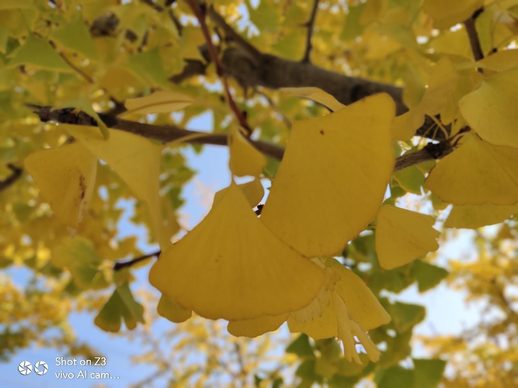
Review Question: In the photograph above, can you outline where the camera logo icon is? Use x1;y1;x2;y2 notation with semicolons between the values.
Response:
18;361;32;376
34;361;49;376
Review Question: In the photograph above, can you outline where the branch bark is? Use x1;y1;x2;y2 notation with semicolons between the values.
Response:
29;105;449;173
206;7;407;115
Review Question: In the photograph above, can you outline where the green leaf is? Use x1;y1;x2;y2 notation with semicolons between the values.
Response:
0;0;34;9
0;27;8;54
328;375;358;388
94;283;145;333
394;166;425;195
52;237;107;290
376;365;414;388
287;334;314;358
378;330;413;367
128;48;168;86
10;36;71;72
51;16;97;59
411;260;448;292
315;356;338;379
341;4;365;40
386;302;426;333
348;233;377;263
295;359;322;386
413;358;446;388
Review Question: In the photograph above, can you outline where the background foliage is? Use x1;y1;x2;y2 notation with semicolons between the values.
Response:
0;0;517;386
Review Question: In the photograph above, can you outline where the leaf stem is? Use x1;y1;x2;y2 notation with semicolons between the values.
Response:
464;8;485;64
186;0;253;135
113;250;161;271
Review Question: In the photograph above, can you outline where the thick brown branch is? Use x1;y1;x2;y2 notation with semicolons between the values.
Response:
221;47;406;114
113;250;161;271
0;164;23;193
464;8;485;63
302;0;320;63
206;7;406;115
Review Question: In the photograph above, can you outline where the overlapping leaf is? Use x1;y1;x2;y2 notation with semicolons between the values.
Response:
123;90;193;115
375;205;439;270
25;142;97;227
281;87;345;112
460;67;518;148
425;133;518;205
228;127;267;177
150;184;324;320
445;204;518;228
228;259;390;364
423;0;484;29
94;283;145;332
64;125;172;248
261;93;395;257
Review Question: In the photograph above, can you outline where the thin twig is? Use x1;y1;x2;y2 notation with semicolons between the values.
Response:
0;164;23;193
139;0;184;35
302;0;320;63
187;0;252;135
206;6;261;58
464;8;485;64
113;250;161;271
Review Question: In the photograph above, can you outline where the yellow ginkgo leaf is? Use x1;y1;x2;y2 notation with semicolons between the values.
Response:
393;58;479;141
64;125;170;248
423;0;484;29
425;133;518;205
228;127;267;177
149;184;324;321
445;204;518;229
123;90;193;116
261;94;394;257
459;67;518;148
227;314;288;337
228;258;389;362
375;205;439;270
288;259;389;363
157;295;192;323
392;110;424;141
332;260;391;330
280;87;345;112
478;50;518;72
214;179;264;208
25;143;97;227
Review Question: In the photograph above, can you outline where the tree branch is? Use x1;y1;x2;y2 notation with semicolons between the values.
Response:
302;0;320;63
464;8;485;63
28;104;286;160
113;250;161;271
206;7;407;115
0;164;23;193
29;104;450;175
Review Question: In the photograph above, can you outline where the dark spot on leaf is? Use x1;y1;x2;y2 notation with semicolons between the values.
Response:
319;129;325;135
79;174;86;200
